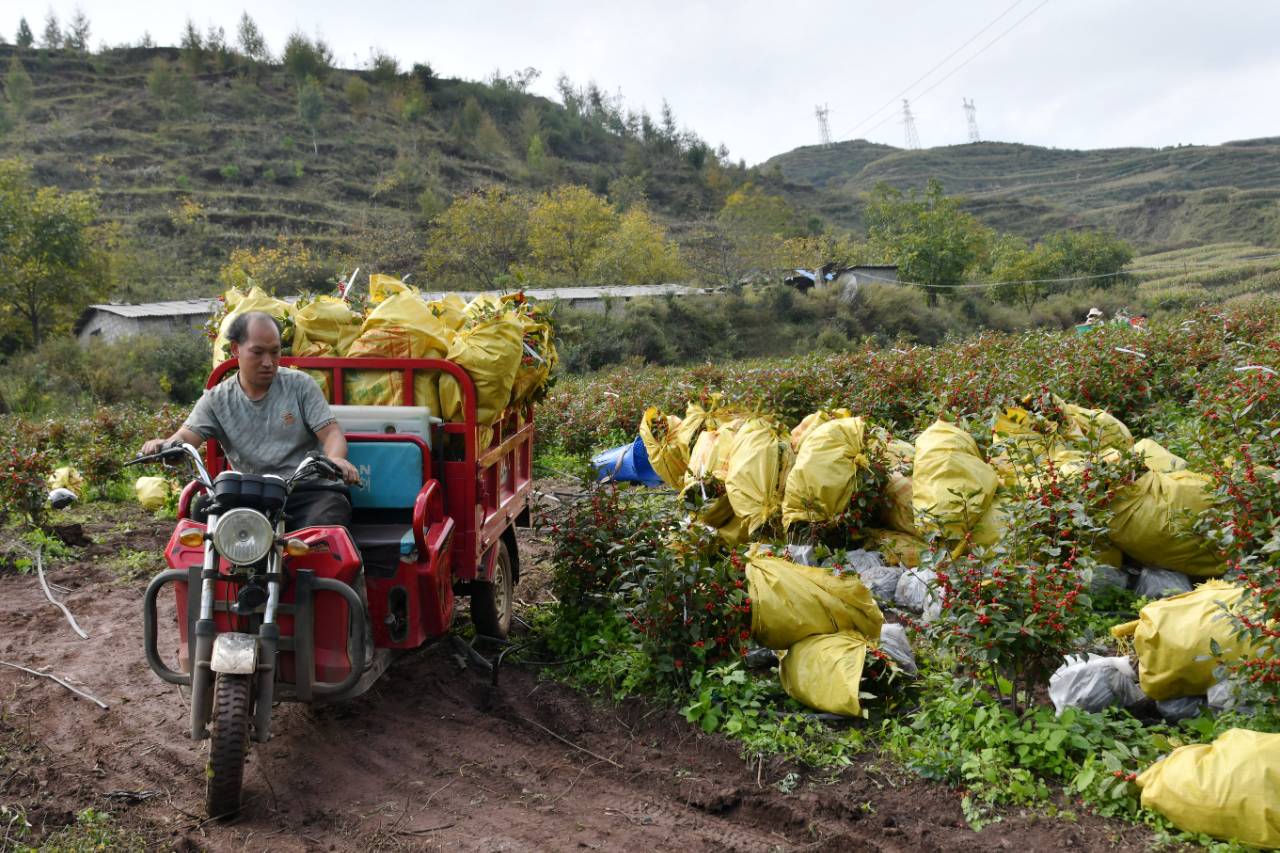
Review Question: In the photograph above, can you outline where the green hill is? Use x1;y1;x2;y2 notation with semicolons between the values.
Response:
763;138;1280;248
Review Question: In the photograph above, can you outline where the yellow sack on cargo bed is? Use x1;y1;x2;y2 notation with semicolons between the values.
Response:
746;551;883;649
1110;580;1247;701
779;631;869;717
212;286;295;367
1108;469;1222;577
346;289;454;412
438;311;524;426
292;296;361;357
782;417;868;527
724;418;793;534
913;420;1000;546
640;407;689;489
1136;728;1280;848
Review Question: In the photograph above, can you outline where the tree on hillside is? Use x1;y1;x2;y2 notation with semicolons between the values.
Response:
991;229;1133;310
179;18;203;74
0;159;106;346
145;57;176;110
865;178;993;305
524;185;618;284
587;207;686;285
344;75;370;114
297;77;324;155
421;187;531;288
40;11;62;49
236;12;269;62
0;100;12;138
526;133;547;176
65;8;90;53
283;31;333;82
5;56;34;119
367;49;399;84
16;18;34;49
173;69;200;118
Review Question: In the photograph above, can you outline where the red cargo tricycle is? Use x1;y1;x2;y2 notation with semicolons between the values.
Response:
137;356;533;817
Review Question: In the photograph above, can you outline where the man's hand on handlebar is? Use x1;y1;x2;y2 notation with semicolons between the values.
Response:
140;437;172;457
331;457;361;486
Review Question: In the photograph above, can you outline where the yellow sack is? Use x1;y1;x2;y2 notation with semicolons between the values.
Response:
1059;399;1133;451
1136;728;1280;848
912;421;999;545
745;551;883;649
1108;469;1222;577
291;296;362;357
509;316;556;407
428;294;468;330
1133;438;1187;473
789;408;852;453
779;631;869;717
884;438;915;467
782;417;868;527
639;407;689;489
212;286;295;367
463;293;504;318
135;476;174;511
346;289;454;413
1110;580;1247;700
438;311;524;426
862;528;927;568
48;466;84;491
368;273;409;303
880;472;917;535
725;418;793;534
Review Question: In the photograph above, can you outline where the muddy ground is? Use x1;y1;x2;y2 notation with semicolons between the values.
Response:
0;489;1165;852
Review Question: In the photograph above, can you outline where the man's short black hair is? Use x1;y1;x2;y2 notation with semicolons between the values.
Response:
226;311;282;345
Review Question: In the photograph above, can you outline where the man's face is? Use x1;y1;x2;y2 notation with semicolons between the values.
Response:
231;318;281;390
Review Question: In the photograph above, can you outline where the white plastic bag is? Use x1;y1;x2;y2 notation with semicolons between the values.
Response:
876;623;917;675
785;544;816;566
1156;695;1207;722
858;565;903;601
1048;654;1145;715
1135;567;1193;599
895;567;941;622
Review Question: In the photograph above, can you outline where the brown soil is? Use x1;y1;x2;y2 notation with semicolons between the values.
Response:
0;496;1163;852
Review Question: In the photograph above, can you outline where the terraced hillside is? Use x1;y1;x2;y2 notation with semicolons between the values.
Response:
765;138;1280;247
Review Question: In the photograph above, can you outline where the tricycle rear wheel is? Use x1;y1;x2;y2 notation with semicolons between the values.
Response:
205;673;251;819
471;539;514;640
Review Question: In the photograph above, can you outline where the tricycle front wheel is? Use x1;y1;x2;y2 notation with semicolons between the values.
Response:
205;673;252;819
471;539;514;640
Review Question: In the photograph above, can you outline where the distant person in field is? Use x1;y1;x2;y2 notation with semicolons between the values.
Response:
139;310;359;529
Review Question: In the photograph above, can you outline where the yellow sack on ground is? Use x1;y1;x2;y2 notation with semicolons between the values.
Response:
48;467;84;491
779;631;869;717
135;476;174;511
212;286;295;367
1059;399;1133;451
746;551;883;649
1136;728;1280;848
291;296;362;357
789;408;852;453
884;438;915;468
1108;469;1222;577
1110;580;1247;700
1133;438;1187;473
438;311;524;426
862;528;927;568
913;420;999;544
782;417;868;527
725;418;793;534
640;407;689;489
880;472;917;535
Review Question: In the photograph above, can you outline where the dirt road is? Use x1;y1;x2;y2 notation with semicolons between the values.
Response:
0;502;1158;851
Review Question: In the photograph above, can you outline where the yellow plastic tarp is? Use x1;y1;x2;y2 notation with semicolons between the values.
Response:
639;407;689;489
745;551;883;649
438;311;524;426
725;418;793;534
291;296;362;357
1110;580;1247;700
1136;728;1280;848
782;417;868;527
135;476;174;511
912;420;1000;546
779;631;869;717
1108;469;1222;577
862;528;927;568
48;467;84;491
211;286;295;367
880;472;917;535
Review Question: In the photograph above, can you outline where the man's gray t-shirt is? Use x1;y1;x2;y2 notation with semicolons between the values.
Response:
184;368;336;478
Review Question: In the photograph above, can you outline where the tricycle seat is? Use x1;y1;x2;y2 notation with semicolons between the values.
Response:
348;522;415;578
343;438;431;579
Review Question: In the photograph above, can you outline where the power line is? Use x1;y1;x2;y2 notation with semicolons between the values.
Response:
855;0;1051;142
835;0;1025;141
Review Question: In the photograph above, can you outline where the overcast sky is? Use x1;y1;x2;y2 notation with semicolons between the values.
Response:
10;0;1280;164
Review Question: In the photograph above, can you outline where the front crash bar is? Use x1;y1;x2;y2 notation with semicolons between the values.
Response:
143;569;195;686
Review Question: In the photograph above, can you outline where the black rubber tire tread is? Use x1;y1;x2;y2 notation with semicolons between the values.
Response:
471;539;514;640
205;673;251;819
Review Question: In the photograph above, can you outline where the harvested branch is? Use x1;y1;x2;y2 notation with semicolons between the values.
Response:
517;715;621;769
36;547;88;640
0;660;108;709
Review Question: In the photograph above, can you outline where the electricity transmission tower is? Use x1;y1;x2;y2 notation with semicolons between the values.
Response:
901;99;920;150
963;98;981;142
814;103;832;146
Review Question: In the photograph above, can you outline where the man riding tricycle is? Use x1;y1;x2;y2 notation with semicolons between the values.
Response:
133;311;534;818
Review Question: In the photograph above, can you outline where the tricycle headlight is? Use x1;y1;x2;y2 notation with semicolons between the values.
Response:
212;507;274;566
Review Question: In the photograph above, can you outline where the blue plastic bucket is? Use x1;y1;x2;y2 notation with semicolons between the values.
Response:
591;435;664;487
